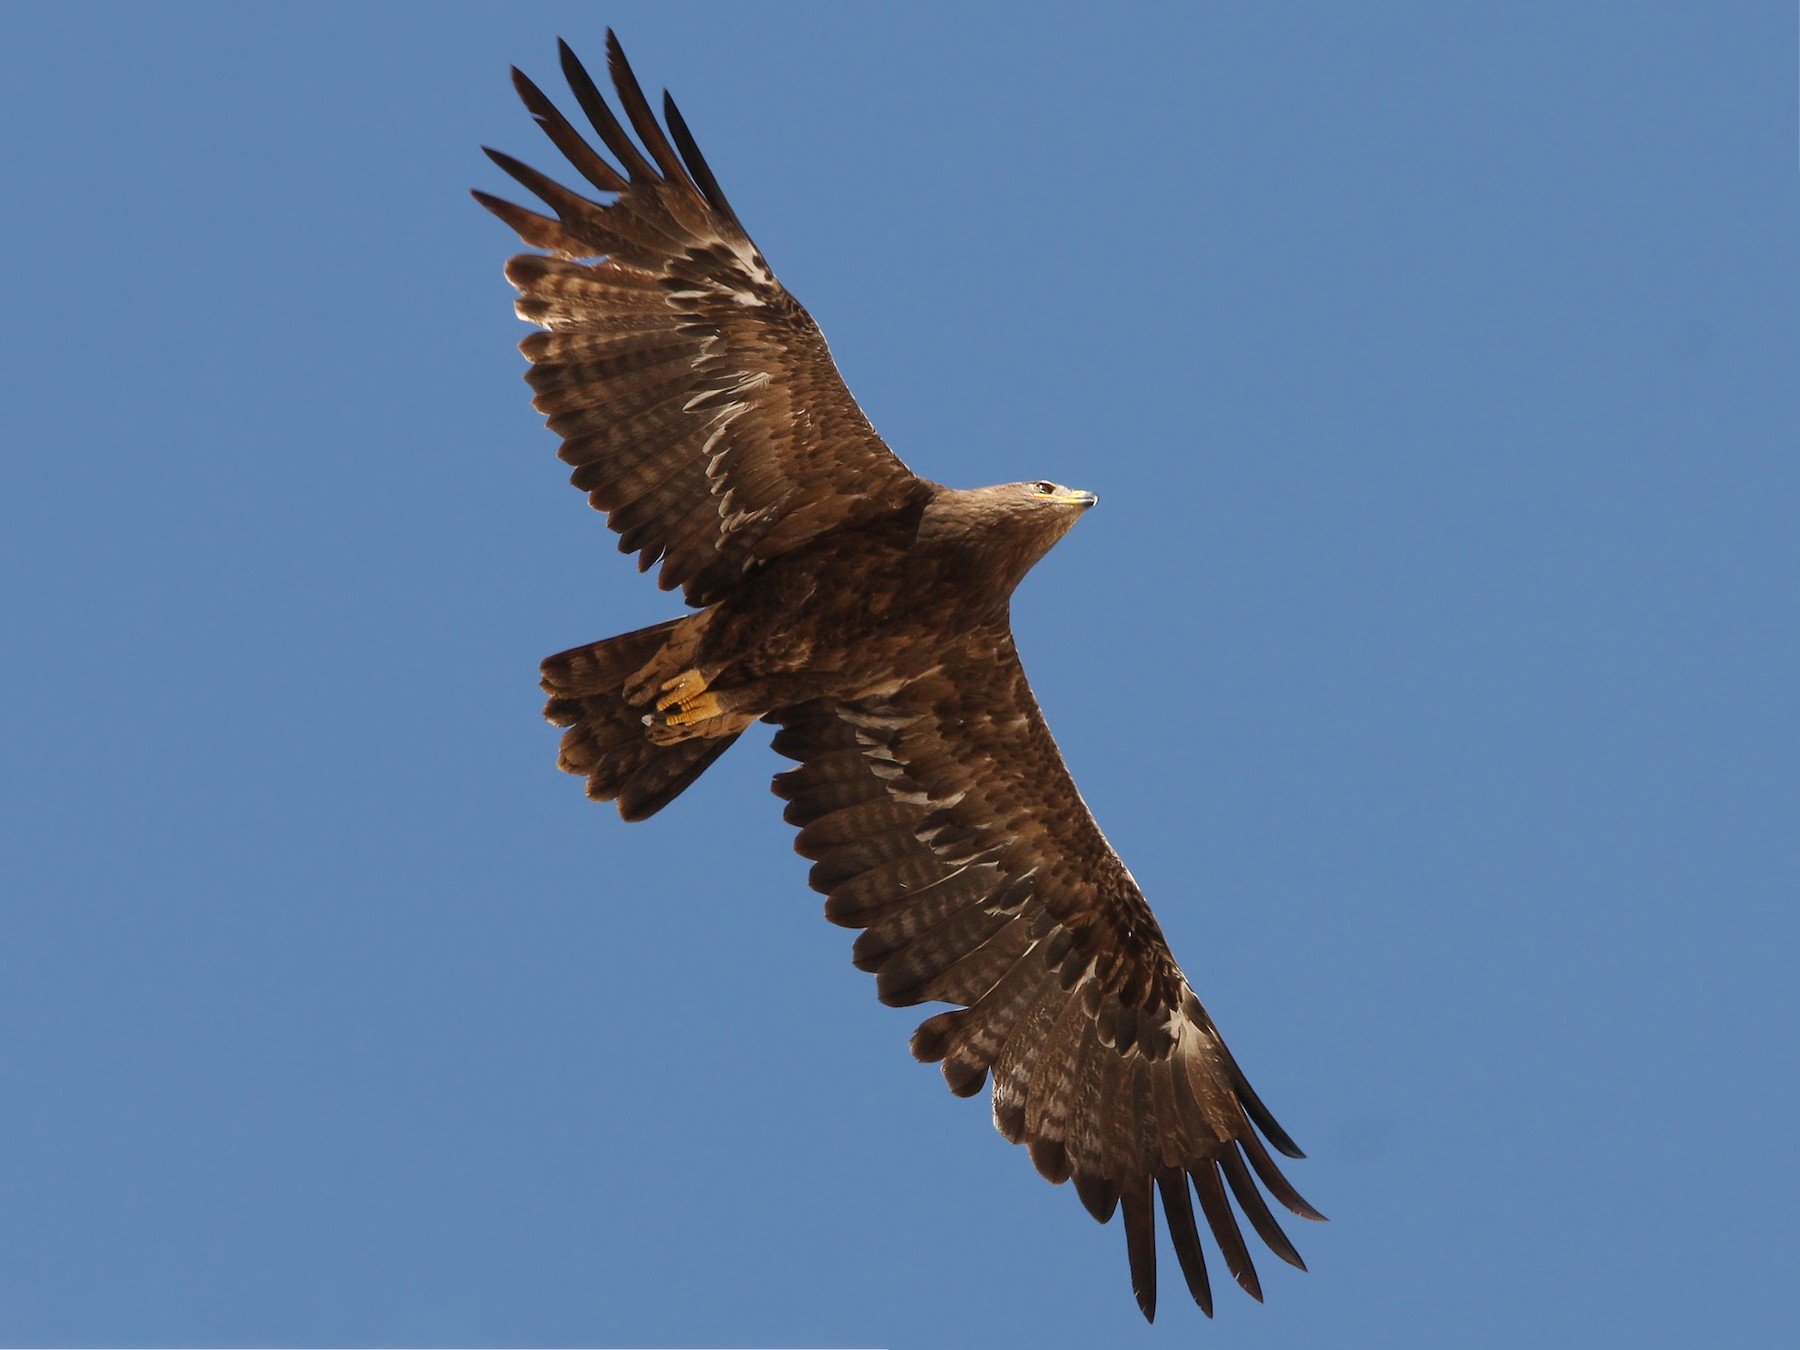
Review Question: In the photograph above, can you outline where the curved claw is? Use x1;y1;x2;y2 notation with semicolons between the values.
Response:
655;669;710;712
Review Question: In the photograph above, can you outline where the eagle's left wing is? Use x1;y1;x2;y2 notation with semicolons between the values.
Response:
766;633;1323;1321
474;34;925;608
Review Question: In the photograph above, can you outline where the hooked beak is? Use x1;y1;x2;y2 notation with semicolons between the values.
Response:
1053;489;1098;509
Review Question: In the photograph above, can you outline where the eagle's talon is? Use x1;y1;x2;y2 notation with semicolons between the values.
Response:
654;668;710;713
642;688;725;746
646;669;725;732
661;691;723;727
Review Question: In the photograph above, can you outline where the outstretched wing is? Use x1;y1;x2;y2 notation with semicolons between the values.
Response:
767;633;1324;1321
475;33;923;606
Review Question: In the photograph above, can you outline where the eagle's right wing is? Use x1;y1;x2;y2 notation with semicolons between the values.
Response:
475;32;924;607
766;632;1324;1322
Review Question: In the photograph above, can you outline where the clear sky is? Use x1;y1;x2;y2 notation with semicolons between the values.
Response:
3;3;1797;1347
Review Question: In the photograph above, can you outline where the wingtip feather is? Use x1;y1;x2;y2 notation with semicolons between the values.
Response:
1120;1174;1158;1322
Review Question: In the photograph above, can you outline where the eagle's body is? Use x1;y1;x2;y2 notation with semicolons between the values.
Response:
477;32;1322;1322
545;478;1096;816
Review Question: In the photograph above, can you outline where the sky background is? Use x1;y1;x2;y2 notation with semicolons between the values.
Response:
2;3;1797;1347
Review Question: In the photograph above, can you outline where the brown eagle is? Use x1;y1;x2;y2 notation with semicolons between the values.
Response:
475;32;1323;1321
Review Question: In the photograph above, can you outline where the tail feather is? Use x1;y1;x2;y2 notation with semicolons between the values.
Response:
541;617;677;698
541;620;739;820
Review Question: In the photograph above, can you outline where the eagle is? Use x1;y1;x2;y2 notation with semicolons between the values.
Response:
475;32;1323;1321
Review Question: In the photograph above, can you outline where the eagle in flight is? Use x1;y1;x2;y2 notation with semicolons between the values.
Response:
475;32;1323;1321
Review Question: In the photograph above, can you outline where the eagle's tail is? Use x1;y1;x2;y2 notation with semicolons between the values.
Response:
541;619;741;821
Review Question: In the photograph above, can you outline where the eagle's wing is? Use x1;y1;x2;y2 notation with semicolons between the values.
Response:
474;33;922;606
767;633;1324;1321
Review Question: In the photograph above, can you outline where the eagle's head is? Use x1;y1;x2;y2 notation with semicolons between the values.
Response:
925;480;1099;598
995;479;1100;536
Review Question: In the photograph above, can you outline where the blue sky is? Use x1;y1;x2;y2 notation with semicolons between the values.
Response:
3;3;1797;1346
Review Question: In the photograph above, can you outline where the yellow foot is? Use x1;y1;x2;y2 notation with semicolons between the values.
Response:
653;669;723;728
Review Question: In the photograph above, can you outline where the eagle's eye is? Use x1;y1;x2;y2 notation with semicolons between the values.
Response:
1032;481;1056;496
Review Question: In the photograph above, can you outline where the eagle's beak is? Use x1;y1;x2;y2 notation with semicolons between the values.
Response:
1054;489;1098;509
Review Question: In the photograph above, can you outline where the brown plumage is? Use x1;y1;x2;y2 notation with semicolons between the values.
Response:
476;32;1323;1321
